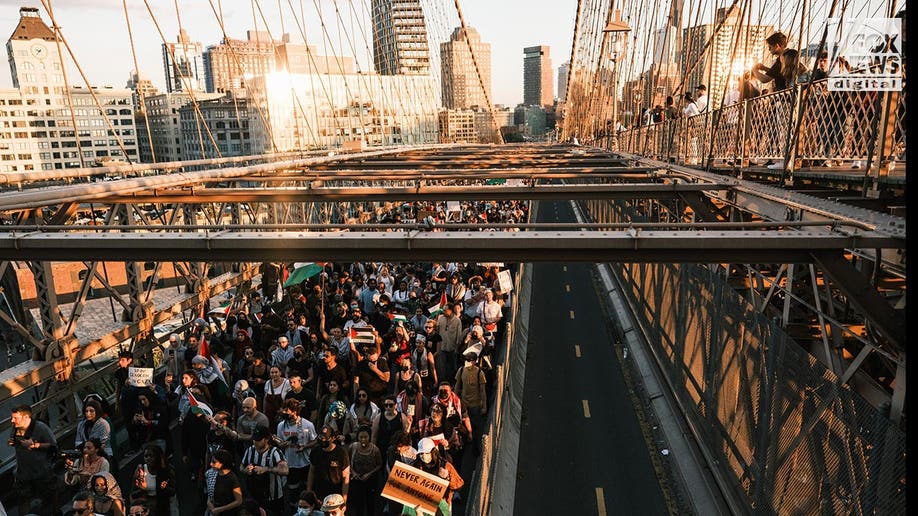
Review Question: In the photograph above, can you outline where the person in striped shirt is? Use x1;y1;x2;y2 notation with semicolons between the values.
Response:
240;426;288;515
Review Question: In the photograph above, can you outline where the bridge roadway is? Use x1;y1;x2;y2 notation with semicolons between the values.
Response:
514;198;669;515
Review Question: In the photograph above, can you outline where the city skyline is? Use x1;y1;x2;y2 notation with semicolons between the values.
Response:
0;0;575;107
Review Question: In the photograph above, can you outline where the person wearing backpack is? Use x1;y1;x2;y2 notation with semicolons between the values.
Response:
454;344;486;456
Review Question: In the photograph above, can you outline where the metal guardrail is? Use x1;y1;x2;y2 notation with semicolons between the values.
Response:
614;79;906;174
578;196;907;515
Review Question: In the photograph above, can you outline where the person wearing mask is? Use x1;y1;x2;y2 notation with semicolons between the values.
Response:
276;398;318;511
353;345;390;406
411;438;463;513
287;374;318;423
271;336;295;370
396;380;429;440
431;382;472;470
306;426;350;501
294;491;324;515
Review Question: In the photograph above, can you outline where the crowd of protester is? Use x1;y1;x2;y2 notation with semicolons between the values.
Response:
7;200;528;516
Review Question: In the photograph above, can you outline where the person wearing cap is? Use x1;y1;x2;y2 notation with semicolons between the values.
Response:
320;493;346;516
240;426;288;514
412;437;463;512
271;335;293;372
307;426;350;501
276;398;318;512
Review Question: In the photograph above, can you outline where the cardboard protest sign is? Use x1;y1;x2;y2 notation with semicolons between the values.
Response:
128;367;153;387
497;269;514;293
381;461;450;516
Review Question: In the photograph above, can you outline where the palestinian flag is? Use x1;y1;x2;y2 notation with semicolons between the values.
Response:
349;326;376;347
284;262;325;287
187;390;213;418
209;301;232;316
199;336;228;387
388;313;408;323
428;291;448;316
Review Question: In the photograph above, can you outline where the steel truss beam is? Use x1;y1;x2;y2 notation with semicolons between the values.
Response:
0;230;898;262
0;266;256;400
97;183;728;204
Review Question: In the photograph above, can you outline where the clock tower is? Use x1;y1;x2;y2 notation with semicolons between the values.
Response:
7;7;59;91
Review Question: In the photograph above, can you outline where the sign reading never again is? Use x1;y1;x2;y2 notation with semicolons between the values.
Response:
381;461;450;516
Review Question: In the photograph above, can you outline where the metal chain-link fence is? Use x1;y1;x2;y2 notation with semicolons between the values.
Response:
580;198;906;514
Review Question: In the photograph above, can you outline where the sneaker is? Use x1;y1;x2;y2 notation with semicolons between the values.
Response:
851;160;862;169
767;160;785;170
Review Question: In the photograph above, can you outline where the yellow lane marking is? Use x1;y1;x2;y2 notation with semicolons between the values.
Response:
596;487;607;516
570;310;575;319
575;344;581;357
582;399;591;418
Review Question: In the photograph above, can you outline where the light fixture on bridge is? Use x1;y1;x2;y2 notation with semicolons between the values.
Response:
603;9;631;33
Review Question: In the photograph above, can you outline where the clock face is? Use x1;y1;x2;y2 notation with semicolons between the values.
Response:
30;44;47;59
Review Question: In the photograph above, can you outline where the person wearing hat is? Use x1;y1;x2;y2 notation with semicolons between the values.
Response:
307;426;350;501
240;426;289;514
320;493;346;516
455;343;487;455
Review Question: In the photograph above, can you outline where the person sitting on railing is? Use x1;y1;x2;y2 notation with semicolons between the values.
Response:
813;51;830;81
682;92;699;117
694;85;709;113
750;31;789;92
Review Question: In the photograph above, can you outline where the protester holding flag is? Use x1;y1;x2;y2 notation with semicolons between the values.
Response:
192;355;230;412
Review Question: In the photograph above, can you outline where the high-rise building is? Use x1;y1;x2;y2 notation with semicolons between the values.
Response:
162;29;206;92
126;71;159;113
371;0;431;75
682;6;772;107
180;95;253;159
204;31;278;94
557;61;570;102
438;109;478;144
1;7;138;172
475;107;513;144
275;34;356;75
249;72;439;150
143;91;222;162
523;45;552;107
440;26;491;109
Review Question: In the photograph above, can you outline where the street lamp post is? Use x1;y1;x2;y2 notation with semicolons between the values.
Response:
603;6;630;151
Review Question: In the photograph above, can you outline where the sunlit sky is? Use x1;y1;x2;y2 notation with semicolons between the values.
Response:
0;0;576;107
